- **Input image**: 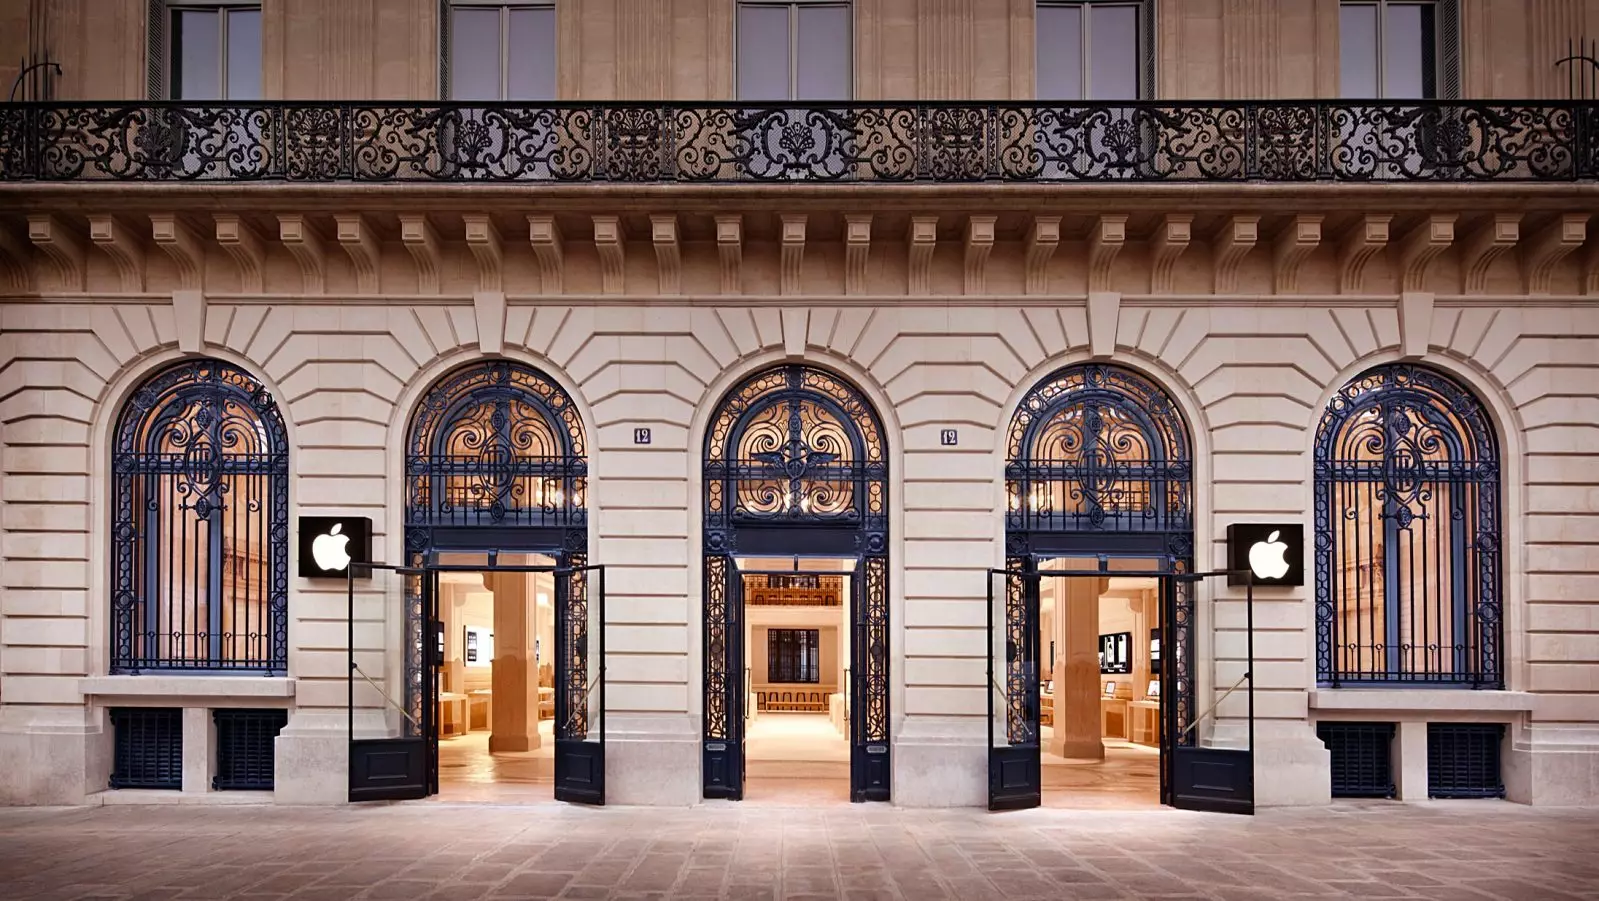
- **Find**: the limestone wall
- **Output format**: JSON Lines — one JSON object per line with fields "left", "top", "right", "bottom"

{"left": 1, "top": 192, "right": 1596, "bottom": 806}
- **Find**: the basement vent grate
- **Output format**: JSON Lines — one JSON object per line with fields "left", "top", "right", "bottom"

{"left": 1428, "top": 723, "right": 1505, "bottom": 799}
{"left": 110, "top": 707, "right": 182, "bottom": 790}
{"left": 1318, "top": 721, "right": 1395, "bottom": 798}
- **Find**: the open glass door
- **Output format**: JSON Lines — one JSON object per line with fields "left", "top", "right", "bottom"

{"left": 348, "top": 564, "right": 436, "bottom": 801}
{"left": 987, "top": 567, "right": 1041, "bottom": 810}
{"left": 553, "top": 563, "right": 605, "bottom": 804}
{"left": 701, "top": 554, "right": 743, "bottom": 799}
{"left": 1162, "top": 570, "right": 1255, "bottom": 814}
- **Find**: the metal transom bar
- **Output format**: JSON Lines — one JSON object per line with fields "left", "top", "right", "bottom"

{"left": 3, "top": 101, "right": 1594, "bottom": 182}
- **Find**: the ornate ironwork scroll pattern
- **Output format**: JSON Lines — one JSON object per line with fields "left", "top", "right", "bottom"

{"left": 861, "top": 556, "right": 890, "bottom": 744}
{"left": 4, "top": 102, "right": 1593, "bottom": 182}
{"left": 1171, "top": 575, "right": 1195, "bottom": 747}
{"left": 110, "top": 359, "right": 289, "bottom": 673}
{"left": 1006, "top": 364, "right": 1192, "bottom": 554}
{"left": 704, "top": 365, "right": 887, "bottom": 555}
{"left": 703, "top": 554, "right": 730, "bottom": 741}
{"left": 406, "top": 360, "right": 587, "bottom": 530}
{"left": 1313, "top": 364, "right": 1501, "bottom": 688}
{"left": 1003, "top": 557, "right": 1036, "bottom": 745}
{"left": 402, "top": 360, "right": 590, "bottom": 733}
{"left": 559, "top": 553, "right": 590, "bottom": 739}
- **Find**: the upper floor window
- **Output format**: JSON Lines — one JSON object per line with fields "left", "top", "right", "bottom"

{"left": 150, "top": 1, "right": 262, "bottom": 100}
{"left": 1339, "top": 0, "right": 1460, "bottom": 98}
{"left": 1035, "top": 1, "right": 1147, "bottom": 101}
{"left": 444, "top": 2, "right": 557, "bottom": 101}
{"left": 110, "top": 359, "right": 290, "bottom": 674}
{"left": 737, "top": 1, "right": 852, "bottom": 101}
{"left": 1313, "top": 364, "right": 1501, "bottom": 688}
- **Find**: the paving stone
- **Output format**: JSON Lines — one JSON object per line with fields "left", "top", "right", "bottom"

{"left": 1, "top": 803, "right": 1596, "bottom": 901}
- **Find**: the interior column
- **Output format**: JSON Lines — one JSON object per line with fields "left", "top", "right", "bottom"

{"left": 1051, "top": 575, "right": 1106, "bottom": 760}
{"left": 488, "top": 570, "right": 539, "bottom": 752}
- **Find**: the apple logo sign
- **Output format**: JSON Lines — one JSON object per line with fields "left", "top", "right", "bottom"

{"left": 312, "top": 523, "right": 352, "bottom": 572}
{"left": 1248, "top": 530, "right": 1290, "bottom": 580}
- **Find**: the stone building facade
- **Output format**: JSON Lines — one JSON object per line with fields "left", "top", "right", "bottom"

{"left": 1, "top": 0, "right": 1597, "bottom": 809}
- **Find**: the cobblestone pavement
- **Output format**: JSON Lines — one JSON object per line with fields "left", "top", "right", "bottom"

{"left": 2, "top": 801, "right": 1597, "bottom": 901}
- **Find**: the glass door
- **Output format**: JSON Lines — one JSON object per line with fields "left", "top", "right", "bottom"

{"left": 1162, "top": 570, "right": 1255, "bottom": 814}
{"left": 553, "top": 563, "right": 606, "bottom": 804}
{"left": 348, "top": 564, "right": 436, "bottom": 801}
{"left": 987, "top": 568, "right": 1041, "bottom": 810}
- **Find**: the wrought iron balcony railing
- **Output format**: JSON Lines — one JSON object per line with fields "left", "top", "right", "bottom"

{"left": 1, "top": 100, "right": 1594, "bottom": 183}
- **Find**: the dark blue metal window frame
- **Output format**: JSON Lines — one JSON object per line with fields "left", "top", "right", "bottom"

{"left": 1313, "top": 363, "right": 1502, "bottom": 688}
{"left": 110, "top": 358, "right": 289, "bottom": 674}
{"left": 701, "top": 364, "right": 890, "bottom": 802}
{"left": 401, "top": 359, "right": 589, "bottom": 736}
{"left": 1001, "top": 363, "right": 1197, "bottom": 807}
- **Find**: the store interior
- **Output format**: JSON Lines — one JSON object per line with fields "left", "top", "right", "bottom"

{"left": 432, "top": 554, "right": 558, "bottom": 803}
{"left": 738, "top": 556, "right": 853, "bottom": 804}
{"left": 1037, "top": 559, "right": 1163, "bottom": 808}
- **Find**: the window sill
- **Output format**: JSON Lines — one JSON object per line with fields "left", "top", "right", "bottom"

{"left": 1310, "top": 688, "right": 1534, "bottom": 714}
{"left": 81, "top": 675, "right": 296, "bottom": 700}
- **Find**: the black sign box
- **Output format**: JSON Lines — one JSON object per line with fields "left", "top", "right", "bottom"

{"left": 298, "top": 516, "right": 373, "bottom": 579}
{"left": 1225, "top": 522, "right": 1304, "bottom": 586}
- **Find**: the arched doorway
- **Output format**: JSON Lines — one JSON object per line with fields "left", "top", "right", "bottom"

{"left": 993, "top": 362, "right": 1197, "bottom": 810}
{"left": 354, "top": 359, "right": 597, "bottom": 802}
{"left": 701, "top": 364, "right": 890, "bottom": 802}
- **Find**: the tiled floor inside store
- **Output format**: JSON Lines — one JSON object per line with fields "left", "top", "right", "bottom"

{"left": 2, "top": 800, "right": 1597, "bottom": 900}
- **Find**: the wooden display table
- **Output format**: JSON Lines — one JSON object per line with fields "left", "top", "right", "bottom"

{"left": 468, "top": 690, "right": 492, "bottom": 731}
{"left": 1100, "top": 697, "right": 1129, "bottom": 740}
{"left": 1131, "top": 699, "right": 1161, "bottom": 746}
{"left": 439, "top": 691, "right": 469, "bottom": 736}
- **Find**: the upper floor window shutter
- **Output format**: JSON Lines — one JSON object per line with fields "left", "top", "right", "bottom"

{"left": 438, "top": 0, "right": 451, "bottom": 99}
{"left": 1437, "top": 0, "right": 1461, "bottom": 99}
{"left": 1141, "top": 0, "right": 1157, "bottom": 99}
{"left": 148, "top": 0, "right": 169, "bottom": 99}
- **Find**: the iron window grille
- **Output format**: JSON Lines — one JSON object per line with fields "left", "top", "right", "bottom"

{"left": 768, "top": 628, "right": 821, "bottom": 683}
{"left": 110, "top": 707, "right": 183, "bottom": 790}
{"left": 1313, "top": 364, "right": 1502, "bottom": 688}
{"left": 1317, "top": 721, "right": 1396, "bottom": 798}
{"left": 1428, "top": 723, "right": 1505, "bottom": 798}
{"left": 110, "top": 358, "right": 289, "bottom": 674}
{"left": 213, "top": 708, "right": 287, "bottom": 790}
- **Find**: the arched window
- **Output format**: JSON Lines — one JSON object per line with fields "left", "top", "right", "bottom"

{"left": 405, "top": 359, "right": 587, "bottom": 534}
{"left": 1005, "top": 362, "right": 1192, "bottom": 556}
{"left": 110, "top": 359, "right": 289, "bottom": 673}
{"left": 703, "top": 364, "right": 886, "bottom": 553}
{"left": 1314, "top": 364, "right": 1501, "bottom": 688}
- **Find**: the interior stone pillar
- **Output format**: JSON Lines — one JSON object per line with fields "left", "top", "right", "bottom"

{"left": 1052, "top": 576, "right": 1106, "bottom": 760}
{"left": 489, "top": 571, "right": 539, "bottom": 752}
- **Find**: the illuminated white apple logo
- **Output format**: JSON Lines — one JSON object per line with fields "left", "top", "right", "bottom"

{"left": 1248, "top": 530, "right": 1290, "bottom": 580}
{"left": 312, "top": 523, "right": 352, "bottom": 572}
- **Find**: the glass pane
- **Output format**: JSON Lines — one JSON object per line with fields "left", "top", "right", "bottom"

{"left": 225, "top": 9, "right": 262, "bottom": 100}
{"left": 1035, "top": 4, "right": 1083, "bottom": 100}
{"left": 1087, "top": 4, "right": 1139, "bottom": 100}
{"left": 796, "top": 4, "right": 852, "bottom": 101}
{"left": 172, "top": 9, "right": 221, "bottom": 100}
{"left": 738, "top": 4, "right": 792, "bottom": 101}
{"left": 507, "top": 6, "right": 557, "bottom": 100}
{"left": 990, "top": 571, "right": 1009, "bottom": 749}
{"left": 584, "top": 566, "right": 602, "bottom": 742}
{"left": 1384, "top": 3, "right": 1433, "bottom": 98}
{"left": 450, "top": 6, "right": 503, "bottom": 101}
{"left": 1339, "top": 3, "right": 1379, "bottom": 98}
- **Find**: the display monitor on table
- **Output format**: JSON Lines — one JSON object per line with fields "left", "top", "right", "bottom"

{"left": 1103, "top": 681, "right": 1116, "bottom": 697}
{"left": 1147, "top": 679, "right": 1160, "bottom": 699}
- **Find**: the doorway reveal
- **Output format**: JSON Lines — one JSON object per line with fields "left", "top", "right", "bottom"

{"left": 738, "top": 556, "right": 855, "bottom": 804}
